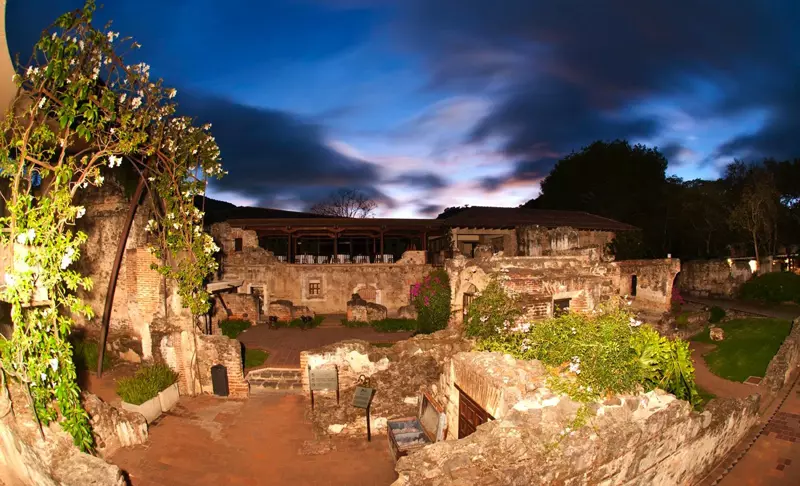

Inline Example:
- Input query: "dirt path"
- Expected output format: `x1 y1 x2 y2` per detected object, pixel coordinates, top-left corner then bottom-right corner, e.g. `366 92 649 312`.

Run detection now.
690 342 758 399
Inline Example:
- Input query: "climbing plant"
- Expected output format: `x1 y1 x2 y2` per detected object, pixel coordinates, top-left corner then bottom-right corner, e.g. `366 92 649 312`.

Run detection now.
0 1 223 451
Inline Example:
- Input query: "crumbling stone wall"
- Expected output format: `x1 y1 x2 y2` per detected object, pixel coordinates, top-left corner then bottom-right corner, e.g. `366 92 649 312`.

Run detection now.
0 383 126 486
394 351 760 486
614 258 681 313
762 317 800 393
516 226 615 257
211 223 434 316
81 393 148 458
678 259 753 298
211 292 261 326
302 331 472 437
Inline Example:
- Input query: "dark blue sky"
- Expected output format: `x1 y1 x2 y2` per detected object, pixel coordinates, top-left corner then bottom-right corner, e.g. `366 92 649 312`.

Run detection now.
7 1 800 216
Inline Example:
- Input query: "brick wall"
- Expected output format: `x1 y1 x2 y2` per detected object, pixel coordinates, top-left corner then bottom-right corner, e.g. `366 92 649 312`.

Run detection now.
196 334 249 399
211 292 260 328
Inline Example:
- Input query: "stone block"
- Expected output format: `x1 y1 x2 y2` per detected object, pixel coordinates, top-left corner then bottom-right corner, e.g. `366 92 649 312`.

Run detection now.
398 304 418 320
82 392 148 458
291 305 315 319
268 300 294 322
710 327 725 341
346 293 388 322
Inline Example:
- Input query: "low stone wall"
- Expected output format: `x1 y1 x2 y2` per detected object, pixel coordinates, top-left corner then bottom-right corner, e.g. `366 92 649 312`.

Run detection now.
615 258 681 313
0 384 126 486
394 352 760 486
763 318 800 392
302 331 472 437
82 393 148 458
678 259 753 298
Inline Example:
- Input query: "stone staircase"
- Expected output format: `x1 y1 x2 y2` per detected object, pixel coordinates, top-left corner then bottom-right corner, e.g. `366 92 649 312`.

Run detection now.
317 314 345 329
246 368 303 394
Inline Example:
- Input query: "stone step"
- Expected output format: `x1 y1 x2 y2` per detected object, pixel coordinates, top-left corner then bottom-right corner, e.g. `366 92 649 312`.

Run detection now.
246 368 304 394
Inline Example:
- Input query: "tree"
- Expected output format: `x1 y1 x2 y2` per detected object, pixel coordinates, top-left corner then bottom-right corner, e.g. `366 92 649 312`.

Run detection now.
524 140 669 256
436 205 470 219
310 188 377 218
0 1 223 450
728 171 779 267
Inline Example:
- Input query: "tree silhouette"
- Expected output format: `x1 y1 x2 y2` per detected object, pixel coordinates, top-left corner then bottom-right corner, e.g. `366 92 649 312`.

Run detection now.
310 188 377 218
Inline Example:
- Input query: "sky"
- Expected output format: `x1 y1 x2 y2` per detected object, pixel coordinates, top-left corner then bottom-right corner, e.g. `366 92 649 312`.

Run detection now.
7 0 800 217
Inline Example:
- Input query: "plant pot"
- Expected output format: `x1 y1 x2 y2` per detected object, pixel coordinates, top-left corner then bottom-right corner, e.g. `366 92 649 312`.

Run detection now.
122 395 162 424
158 383 180 412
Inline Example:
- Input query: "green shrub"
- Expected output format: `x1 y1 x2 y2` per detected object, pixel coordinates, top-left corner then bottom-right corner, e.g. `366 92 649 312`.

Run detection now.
675 313 690 328
411 269 451 333
219 319 251 338
243 348 269 368
465 280 522 338
341 318 370 328
340 318 417 332
70 338 112 372
282 315 324 329
477 306 699 405
371 319 417 333
739 272 800 304
117 364 178 405
709 306 726 323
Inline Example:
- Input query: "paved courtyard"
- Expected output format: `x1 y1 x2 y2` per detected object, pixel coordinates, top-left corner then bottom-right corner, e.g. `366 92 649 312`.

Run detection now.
238 323 413 368
112 394 398 486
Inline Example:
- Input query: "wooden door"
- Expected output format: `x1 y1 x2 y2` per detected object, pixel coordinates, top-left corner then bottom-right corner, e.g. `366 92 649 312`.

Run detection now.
457 386 493 439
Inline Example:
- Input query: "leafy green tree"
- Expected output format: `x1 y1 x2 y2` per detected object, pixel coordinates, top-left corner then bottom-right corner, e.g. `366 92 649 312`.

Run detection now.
525 140 668 257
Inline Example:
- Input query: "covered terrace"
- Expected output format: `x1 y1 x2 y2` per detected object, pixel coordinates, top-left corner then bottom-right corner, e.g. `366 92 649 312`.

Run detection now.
226 217 446 264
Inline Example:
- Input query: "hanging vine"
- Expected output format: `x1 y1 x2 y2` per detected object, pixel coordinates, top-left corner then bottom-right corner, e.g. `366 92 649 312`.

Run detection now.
0 1 223 450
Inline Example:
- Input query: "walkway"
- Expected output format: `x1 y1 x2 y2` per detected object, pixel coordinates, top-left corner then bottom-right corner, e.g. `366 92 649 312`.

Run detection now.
691 342 757 400
706 379 800 486
112 394 398 486
684 296 800 321
238 325 413 368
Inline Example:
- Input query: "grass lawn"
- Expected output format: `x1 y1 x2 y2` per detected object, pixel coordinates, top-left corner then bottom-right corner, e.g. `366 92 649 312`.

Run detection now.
691 318 793 382
244 349 269 368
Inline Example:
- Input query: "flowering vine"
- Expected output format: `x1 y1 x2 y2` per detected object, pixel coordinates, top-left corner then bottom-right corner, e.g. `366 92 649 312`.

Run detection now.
0 1 223 450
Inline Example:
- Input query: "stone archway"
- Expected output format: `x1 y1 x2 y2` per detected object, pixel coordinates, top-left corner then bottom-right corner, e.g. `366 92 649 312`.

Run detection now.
352 283 380 304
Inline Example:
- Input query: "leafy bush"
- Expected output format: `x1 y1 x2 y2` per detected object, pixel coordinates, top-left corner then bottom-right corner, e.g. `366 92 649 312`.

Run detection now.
340 318 417 332
739 272 800 304
675 313 690 328
477 306 699 405
244 348 269 368
465 280 522 338
117 364 178 405
371 319 417 333
71 338 112 372
219 319 251 338
410 269 451 333
281 316 324 329
709 306 726 323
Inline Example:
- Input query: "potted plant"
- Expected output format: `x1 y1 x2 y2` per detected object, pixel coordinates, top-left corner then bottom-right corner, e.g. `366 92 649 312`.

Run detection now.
118 364 179 423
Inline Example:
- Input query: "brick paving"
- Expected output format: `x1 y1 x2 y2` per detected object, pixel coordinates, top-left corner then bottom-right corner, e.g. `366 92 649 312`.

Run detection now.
112 394 398 486
238 324 413 368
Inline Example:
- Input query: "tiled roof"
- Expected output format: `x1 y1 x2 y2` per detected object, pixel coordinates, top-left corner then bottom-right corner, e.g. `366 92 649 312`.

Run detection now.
441 206 637 231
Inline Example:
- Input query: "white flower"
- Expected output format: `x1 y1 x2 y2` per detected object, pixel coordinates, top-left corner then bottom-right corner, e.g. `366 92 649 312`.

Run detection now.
76 207 86 219
38 97 46 109
119 93 127 103
107 31 118 42
629 317 642 327
49 358 58 371
60 247 76 269
148 176 155 182
173 223 180 230
5 273 16 287
79 40 85 50
95 175 105 186
51 33 57 40
168 88 177 99
571 327 577 335
27 229 35 242
131 97 142 110
16 233 26 244
108 155 123 168
40 372 47 382
480 315 489 323
569 356 581 375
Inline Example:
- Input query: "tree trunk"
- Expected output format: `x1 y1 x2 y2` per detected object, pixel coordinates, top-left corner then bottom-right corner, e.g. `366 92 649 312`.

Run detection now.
97 177 146 376
752 230 760 272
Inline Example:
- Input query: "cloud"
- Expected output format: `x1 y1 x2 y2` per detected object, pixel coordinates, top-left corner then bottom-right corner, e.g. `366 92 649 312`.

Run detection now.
177 93 391 208
387 172 448 190
393 0 800 186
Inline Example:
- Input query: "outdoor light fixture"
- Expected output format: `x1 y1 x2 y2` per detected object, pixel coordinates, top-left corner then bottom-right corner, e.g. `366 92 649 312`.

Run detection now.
726 258 733 267
748 260 757 273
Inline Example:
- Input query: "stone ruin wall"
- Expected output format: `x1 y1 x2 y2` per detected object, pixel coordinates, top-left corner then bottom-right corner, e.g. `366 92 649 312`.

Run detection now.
447 250 680 329
515 226 615 257
614 258 681 314
762 317 800 394
301 331 472 437
72 182 198 363
394 351 761 486
678 259 754 298
210 222 434 318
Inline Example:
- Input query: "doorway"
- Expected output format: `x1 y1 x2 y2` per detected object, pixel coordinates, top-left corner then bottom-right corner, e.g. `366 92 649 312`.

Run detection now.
456 385 493 439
